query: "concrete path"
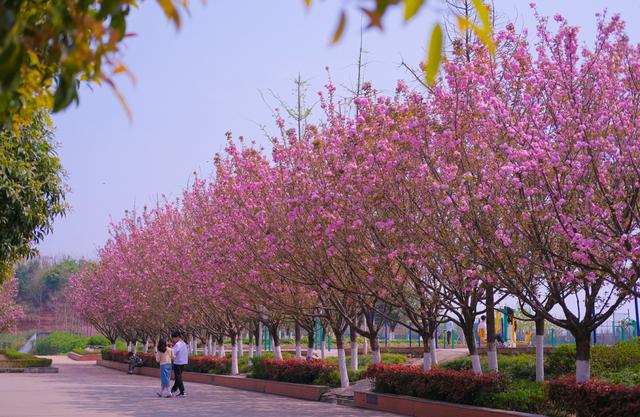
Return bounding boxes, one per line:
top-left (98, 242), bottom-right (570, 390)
top-left (0, 356), bottom-right (398, 417)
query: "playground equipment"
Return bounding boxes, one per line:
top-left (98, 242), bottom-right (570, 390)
top-left (478, 307), bottom-right (533, 347)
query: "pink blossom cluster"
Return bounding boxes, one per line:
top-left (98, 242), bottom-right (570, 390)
top-left (68, 12), bottom-right (639, 382)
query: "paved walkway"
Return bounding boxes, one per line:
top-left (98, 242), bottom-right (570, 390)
top-left (0, 356), bottom-right (398, 417)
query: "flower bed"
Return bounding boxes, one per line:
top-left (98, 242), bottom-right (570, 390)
top-left (101, 350), bottom-right (231, 374)
top-left (364, 364), bottom-right (506, 405)
top-left (546, 375), bottom-right (640, 417)
top-left (251, 357), bottom-right (336, 385)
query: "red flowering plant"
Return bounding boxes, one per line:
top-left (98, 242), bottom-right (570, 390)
top-left (364, 364), bottom-right (507, 405)
top-left (546, 375), bottom-right (640, 417)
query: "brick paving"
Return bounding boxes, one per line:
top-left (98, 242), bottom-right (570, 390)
top-left (0, 356), bottom-right (398, 417)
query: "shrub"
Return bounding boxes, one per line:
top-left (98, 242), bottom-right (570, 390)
top-left (442, 354), bottom-right (536, 381)
top-left (546, 344), bottom-right (576, 378)
top-left (365, 364), bottom-right (507, 405)
top-left (591, 341), bottom-right (640, 375)
top-left (0, 349), bottom-right (52, 368)
top-left (477, 380), bottom-right (547, 414)
top-left (34, 332), bottom-right (88, 355)
top-left (87, 335), bottom-right (111, 347)
top-left (250, 357), bottom-right (335, 385)
top-left (546, 375), bottom-right (640, 417)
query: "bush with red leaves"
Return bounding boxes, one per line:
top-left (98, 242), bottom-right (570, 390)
top-left (101, 350), bottom-right (231, 374)
top-left (364, 364), bottom-right (507, 405)
top-left (251, 357), bottom-right (335, 384)
top-left (546, 375), bottom-right (640, 417)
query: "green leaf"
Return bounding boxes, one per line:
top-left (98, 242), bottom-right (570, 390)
top-left (425, 23), bottom-right (442, 85)
top-left (404, 0), bottom-right (425, 22)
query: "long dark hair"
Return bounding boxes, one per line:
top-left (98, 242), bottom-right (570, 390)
top-left (158, 338), bottom-right (167, 353)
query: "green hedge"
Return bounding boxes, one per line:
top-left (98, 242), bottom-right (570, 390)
top-left (34, 332), bottom-right (88, 354)
top-left (0, 349), bottom-right (52, 368)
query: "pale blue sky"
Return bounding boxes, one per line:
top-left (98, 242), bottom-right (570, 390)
top-left (40, 1), bottom-right (640, 259)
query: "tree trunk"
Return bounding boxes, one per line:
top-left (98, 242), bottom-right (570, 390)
top-left (270, 325), bottom-right (282, 360)
top-left (212, 340), bottom-right (218, 357)
top-left (230, 333), bottom-right (239, 375)
top-left (218, 337), bottom-right (225, 357)
top-left (535, 316), bottom-right (544, 382)
top-left (256, 323), bottom-right (263, 357)
top-left (306, 330), bottom-right (315, 360)
top-left (335, 332), bottom-right (350, 388)
top-left (575, 331), bottom-right (591, 382)
top-left (294, 323), bottom-right (302, 359)
top-left (111, 342), bottom-right (117, 351)
top-left (422, 333), bottom-right (432, 371)
top-left (370, 337), bottom-right (381, 364)
top-left (350, 325), bottom-right (358, 371)
top-left (363, 338), bottom-right (369, 356)
top-left (237, 334), bottom-right (243, 359)
top-left (486, 286), bottom-right (498, 372)
top-left (462, 321), bottom-right (482, 374)
top-left (143, 340), bottom-right (149, 353)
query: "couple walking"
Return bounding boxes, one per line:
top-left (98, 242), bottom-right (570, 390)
top-left (155, 331), bottom-right (189, 398)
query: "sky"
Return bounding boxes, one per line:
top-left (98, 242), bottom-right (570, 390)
top-left (39, 1), bottom-right (640, 260)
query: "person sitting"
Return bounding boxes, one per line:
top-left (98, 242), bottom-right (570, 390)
top-left (127, 351), bottom-right (143, 374)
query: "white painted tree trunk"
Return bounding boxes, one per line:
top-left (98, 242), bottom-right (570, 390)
top-left (363, 339), bottom-right (368, 356)
top-left (471, 354), bottom-right (482, 374)
top-left (248, 342), bottom-right (254, 359)
top-left (487, 343), bottom-right (498, 372)
top-left (576, 360), bottom-right (590, 382)
top-left (295, 342), bottom-right (302, 359)
top-left (133, 341), bottom-right (138, 353)
top-left (231, 344), bottom-right (239, 375)
top-left (238, 334), bottom-right (244, 357)
top-left (207, 335), bottom-right (213, 355)
top-left (429, 338), bottom-right (437, 365)
top-left (212, 341), bottom-right (218, 357)
top-left (372, 349), bottom-right (381, 365)
top-left (337, 348), bottom-right (350, 388)
top-left (112, 343), bottom-right (117, 351)
top-left (350, 340), bottom-right (358, 371)
top-left (143, 341), bottom-right (148, 353)
top-left (306, 346), bottom-right (314, 360)
top-left (389, 330), bottom-right (395, 341)
top-left (219, 342), bottom-right (225, 357)
top-left (274, 345), bottom-right (282, 360)
top-left (423, 352), bottom-right (432, 371)
top-left (535, 335), bottom-right (544, 382)
top-left (257, 324), bottom-right (263, 356)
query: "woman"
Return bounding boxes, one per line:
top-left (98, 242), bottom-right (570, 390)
top-left (155, 339), bottom-right (174, 397)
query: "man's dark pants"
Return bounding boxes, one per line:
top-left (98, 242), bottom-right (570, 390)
top-left (171, 364), bottom-right (185, 395)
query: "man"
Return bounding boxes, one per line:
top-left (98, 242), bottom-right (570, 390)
top-left (445, 321), bottom-right (453, 348)
top-left (170, 331), bottom-right (188, 397)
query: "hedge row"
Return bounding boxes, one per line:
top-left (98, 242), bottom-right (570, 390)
top-left (101, 350), bottom-right (231, 374)
top-left (364, 364), bottom-right (506, 405)
top-left (251, 357), bottom-right (336, 384)
top-left (365, 363), bottom-right (640, 417)
top-left (0, 350), bottom-right (52, 368)
top-left (546, 375), bottom-right (640, 417)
